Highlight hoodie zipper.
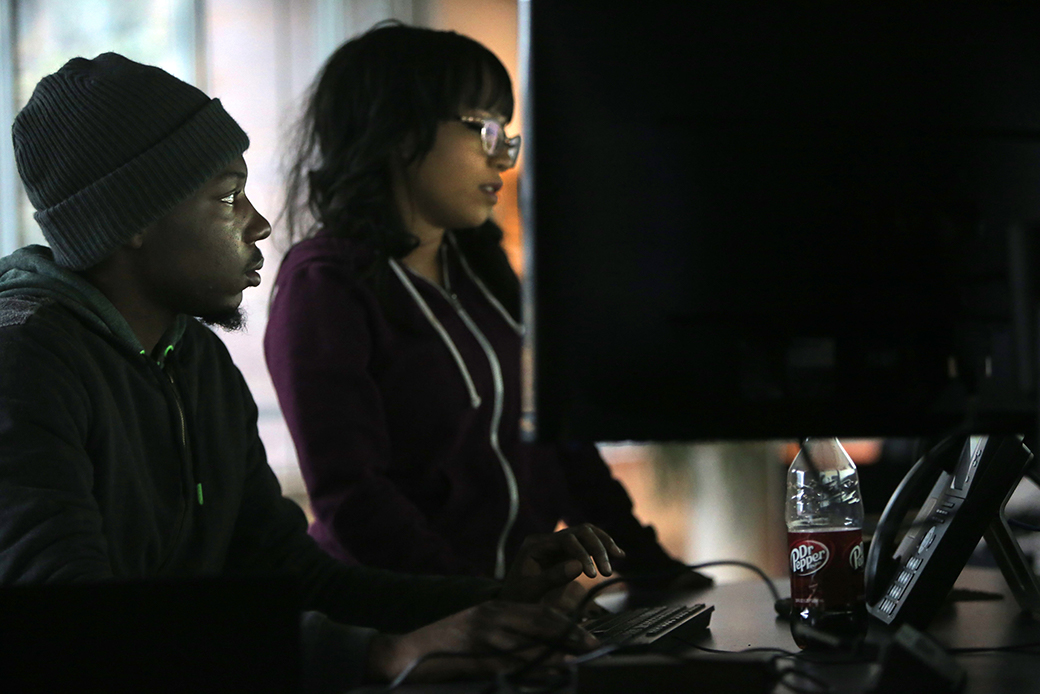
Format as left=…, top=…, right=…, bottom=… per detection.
left=167, top=374, right=188, bottom=452
left=390, top=245, right=521, bottom=579
left=142, top=349, right=198, bottom=572
left=389, top=260, right=482, bottom=408
left=164, top=369, right=202, bottom=505
left=160, top=353, right=205, bottom=506
left=144, top=347, right=190, bottom=471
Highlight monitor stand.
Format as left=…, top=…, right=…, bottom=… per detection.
left=984, top=455, right=1040, bottom=615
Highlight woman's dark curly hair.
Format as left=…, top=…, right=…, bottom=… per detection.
left=280, top=21, right=520, bottom=317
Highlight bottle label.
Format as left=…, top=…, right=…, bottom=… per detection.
left=790, top=539, right=829, bottom=576
left=788, top=528, right=865, bottom=611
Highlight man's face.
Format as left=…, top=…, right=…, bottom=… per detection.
left=137, top=155, right=270, bottom=328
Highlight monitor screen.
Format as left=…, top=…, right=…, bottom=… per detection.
left=520, top=3, right=1040, bottom=442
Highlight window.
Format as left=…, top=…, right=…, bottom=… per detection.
left=2, top=0, right=200, bottom=253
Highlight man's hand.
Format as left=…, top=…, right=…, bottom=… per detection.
left=366, top=600, right=597, bottom=683
left=499, top=523, right=625, bottom=605
left=364, top=526, right=622, bottom=684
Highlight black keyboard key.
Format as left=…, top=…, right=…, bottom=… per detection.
left=583, top=603, right=714, bottom=647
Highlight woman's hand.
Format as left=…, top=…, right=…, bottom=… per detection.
left=499, top=524, right=625, bottom=604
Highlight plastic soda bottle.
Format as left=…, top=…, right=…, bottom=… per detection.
left=785, top=438, right=867, bottom=648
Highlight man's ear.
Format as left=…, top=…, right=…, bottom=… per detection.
left=125, top=230, right=147, bottom=250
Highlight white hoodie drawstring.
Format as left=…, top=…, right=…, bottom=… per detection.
left=389, top=243, right=520, bottom=579
left=388, top=258, right=482, bottom=409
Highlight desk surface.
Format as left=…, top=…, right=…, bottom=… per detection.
left=686, top=565, right=1040, bottom=693
left=353, top=566, right=1040, bottom=694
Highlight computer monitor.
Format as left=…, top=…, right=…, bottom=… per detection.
left=519, top=3, right=1040, bottom=444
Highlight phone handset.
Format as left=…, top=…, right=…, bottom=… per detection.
left=864, top=437, right=966, bottom=606
left=866, top=435, right=1036, bottom=628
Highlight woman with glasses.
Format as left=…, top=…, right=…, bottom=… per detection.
left=265, top=21, right=705, bottom=590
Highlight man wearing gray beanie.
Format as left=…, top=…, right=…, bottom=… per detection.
left=0, top=53, right=618, bottom=692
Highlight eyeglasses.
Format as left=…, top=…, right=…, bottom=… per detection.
left=457, top=115, right=521, bottom=167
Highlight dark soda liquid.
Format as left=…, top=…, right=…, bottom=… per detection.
left=788, top=527, right=866, bottom=649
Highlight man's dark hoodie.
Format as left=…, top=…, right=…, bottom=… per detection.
left=0, top=245, right=497, bottom=691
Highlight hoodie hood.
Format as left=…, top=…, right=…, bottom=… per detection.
left=0, top=245, right=186, bottom=358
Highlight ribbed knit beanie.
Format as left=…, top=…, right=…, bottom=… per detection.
left=12, top=52, right=250, bottom=270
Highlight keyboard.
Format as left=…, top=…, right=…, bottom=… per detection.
left=582, top=603, right=714, bottom=648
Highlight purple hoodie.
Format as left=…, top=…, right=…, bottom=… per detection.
left=264, top=231, right=679, bottom=579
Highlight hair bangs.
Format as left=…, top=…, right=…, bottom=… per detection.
left=441, top=40, right=514, bottom=122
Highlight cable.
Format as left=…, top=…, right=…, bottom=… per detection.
left=381, top=632, right=584, bottom=692
left=677, top=643, right=835, bottom=693
left=383, top=558, right=816, bottom=693
left=775, top=667, right=833, bottom=694
left=686, top=559, right=783, bottom=604
left=384, top=649, right=516, bottom=691
left=499, top=614, right=590, bottom=680
left=565, top=642, right=623, bottom=665
left=495, top=555, right=893, bottom=694
left=576, top=558, right=782, bottom=619
left=496, top=559, right=787, bottom=693
left=947, top=640, right=1040, bottom=655
left=385, top=651, right=454, bottom=690
left=1008, top=518, right=1040, bottom=532
left=688, top=643, right=798, bottom=657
